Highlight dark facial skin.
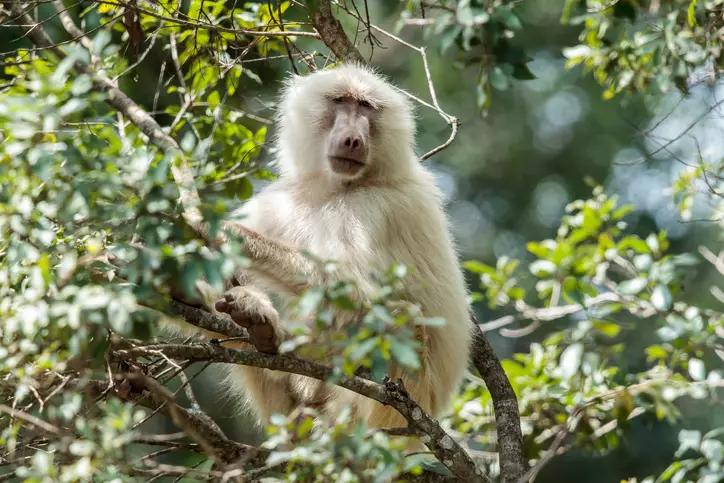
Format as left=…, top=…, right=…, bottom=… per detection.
left=325, top=95, right=378, bottom=176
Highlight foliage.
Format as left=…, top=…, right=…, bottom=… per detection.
left=398, top=0, right=535, bottom=112
left=0, top=53, right=434, bottom=479
left=559, top=0, right=724, bottom=242
left=459, top=184, right=724, bottom=480
left=285, top=263, right=444, bottom=381
left=562, top=0, right=724, bottom=99
left=261, top=408, right=427, bottom=482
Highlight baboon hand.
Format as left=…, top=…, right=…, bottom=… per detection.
left=215, top=286, right=281, bottom=354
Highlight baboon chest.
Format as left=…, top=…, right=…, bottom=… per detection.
left=273, top=200, right=376, bottom=262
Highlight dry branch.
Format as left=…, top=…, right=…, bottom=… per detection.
left=309, top=0, right=365, bottom=63
left=83, top=377, right=267, bottom=466
left=112, top=342, right=488, bottom=483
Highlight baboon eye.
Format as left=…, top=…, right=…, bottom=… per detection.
left=332, top=96, right=345, bottom=104
left=359, top=99, right=372, bottom=109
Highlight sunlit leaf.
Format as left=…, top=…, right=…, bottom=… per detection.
left=651, top=285, right=672, bottom=311
left=617, top=277, right=648, bottom=295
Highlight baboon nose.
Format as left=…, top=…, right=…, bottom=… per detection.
left=343, top=136, right=363, bottom=151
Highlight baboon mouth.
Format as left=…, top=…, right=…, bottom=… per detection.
left=330, top=156, right=365, bottom=175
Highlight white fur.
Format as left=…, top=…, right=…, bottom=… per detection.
left=220, top=64, right=473, bottom=431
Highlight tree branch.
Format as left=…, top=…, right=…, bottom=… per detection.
left=309, top=0, right=365, bottom=63
left=470, top=317, right=526, bottom=482
left=83, top=377, right=267, bottom=466
left=168, top=300, right=249, bottom=339
left=111, top=342, right=489, bottom=483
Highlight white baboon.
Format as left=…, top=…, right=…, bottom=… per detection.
left=174, top=63, right=472, bottom=433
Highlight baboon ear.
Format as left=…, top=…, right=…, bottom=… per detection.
left=278, top=73, right=306, bottom=111
left=282, top=71, right=306, bottom=91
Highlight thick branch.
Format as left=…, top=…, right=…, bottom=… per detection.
left=112, top=342, right=488, bottom=483
left=470, top=317, right=525, bottom=483
left=309, top=0, right=364, bottom=63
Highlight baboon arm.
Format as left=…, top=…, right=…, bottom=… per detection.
left=225, top=222, right=317, bottom=295
left=189, top=218, right=319, bottom=296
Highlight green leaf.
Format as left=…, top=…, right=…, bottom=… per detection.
left=296, top=416, right=314, bottom=439
left=463, top=260, right=496, bottom=275
left=677, top=429, right=701, bottom=456
left=348, top=338, right=378, bottom=363
left=180, top=262, right=203, bottom=299
left=617, top=277, right=648, bottom=295
left=329, top=293, right=357, bottom=311
left=496, top=8, right=522, bottom=30
left=633, top=254, right=653, bottom=271
left=650, top=285, right=672, bottom=311
left=296, top=287, right=324, bottom=316
left=700, top=438, right=723, bottom=462
left=688, top=0, right=699, bottom=27
left=589, top=302, right=623, bottom=318
left=612, top=205, right=633, bottom=219
left=646, top=345, right=668, bottom=360
left=224, top=175, right=253, bottom=200
left=527, top=241, right=551, bottom=258
left=562, top=45, right=593, bottom=60
left=646, top=234, right=660, bottom=254
left=512, top=63, right=536, bottom=80
left=226, top=75, right=237, bottom=96
left=559, top=343, right=583, bottom=379
left=390, top=341, right=420, bottom=370
left=530, top=260, right=557, bottom=277
left=456, top=3, right=474, bottom=25
left=507, top=287, right=525, bottom=300
left=92, top=30, right=112, bottom=55
left=592, top=320, right=621, bottom=337
left=439, top=26, right=462, bottom=55
left=71, top=75, right=93, bottom=96
left=660, top=461, right=683, bottom=481
left=618, top=236, right=650, bottom=254
left=490, top=67, right=510, bottom=91
left=207, top=90, right=221, bottom=106
left=612, top=1, right=636, bottom=20
left=688, top=358, right=705, bottom=381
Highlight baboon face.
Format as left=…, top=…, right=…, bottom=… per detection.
left=276, top=64, right=415, bottom=181
left=323, top=94, right=378, bottom=178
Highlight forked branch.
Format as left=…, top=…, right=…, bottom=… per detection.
left=111, top=341, right=489, bottom=483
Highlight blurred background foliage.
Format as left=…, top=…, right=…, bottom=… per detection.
left=1, top=0, right=724, bottom=482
